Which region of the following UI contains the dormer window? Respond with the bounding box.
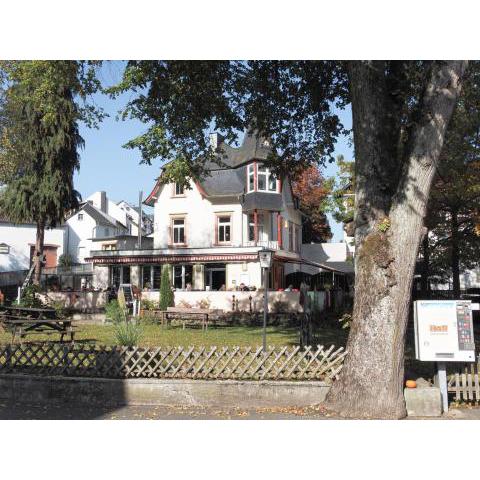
[246,162,278,193]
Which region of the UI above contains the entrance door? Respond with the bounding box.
[205,263,226,291]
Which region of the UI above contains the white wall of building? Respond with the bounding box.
[153,181,244,249]
[65,212,98,263]
[0,223,65,272]
[153,179,302,253]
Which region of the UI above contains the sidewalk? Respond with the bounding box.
[1,401,478,420]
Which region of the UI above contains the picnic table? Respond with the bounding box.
[0,306,75,344]
[162,307,223,330]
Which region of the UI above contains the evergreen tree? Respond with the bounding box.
[0,61,103,284]
[159,264,174,310]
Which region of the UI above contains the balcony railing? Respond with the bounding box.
[42,264,94,275]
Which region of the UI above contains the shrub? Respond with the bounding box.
[15,284,43,308]
[139,312,159,325]
[114,321,143,346]
[105,299,126,324]
[141,299,158,311]
[58,253,74,268]
[159,264,174,311]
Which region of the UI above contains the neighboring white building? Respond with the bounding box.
[65,191,153,264]
[0,220,66,289]
[301,242,354,275]
[117,200,153,237]
[89,132,345,291]
[65,197,128,263]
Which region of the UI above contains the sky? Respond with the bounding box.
[75,62,354,241]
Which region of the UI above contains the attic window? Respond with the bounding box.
[0,243,10,254]
[174,183,185,196]
[78,214,84,221]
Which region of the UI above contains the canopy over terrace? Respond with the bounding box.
[86,246,347,292]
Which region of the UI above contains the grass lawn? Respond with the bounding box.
[0,322,349,349]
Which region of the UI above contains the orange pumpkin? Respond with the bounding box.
[405,380,417,389]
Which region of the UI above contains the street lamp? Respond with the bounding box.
[258,248,274,352]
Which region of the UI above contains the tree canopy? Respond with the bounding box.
[109,61,349,184]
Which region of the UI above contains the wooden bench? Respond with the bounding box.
[161,307,223,330]
[1,318,76,344]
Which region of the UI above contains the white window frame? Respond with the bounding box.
[247,164,255,192]
[77,213,84,221]
[217,215,232,244]
[172,217,186,245]
[248,162,278,193]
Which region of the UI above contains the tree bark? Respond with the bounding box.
[33,221,45,286]
[325,61,467,419]
[450,209,461,298]
[420,229,430,299]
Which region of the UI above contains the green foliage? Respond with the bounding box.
[377,217,391,233]
[109,61,349,179]
[159,264,174,311]
[49,300,72,319]
[139,312,159,325]
[15,284,43,308]
[322,155,355,227]
[422,63,480,286]
[105,299,127,324]
[0,61,104,282]
[58,253,74,268]
[113,321,143,347]
[141,299,159,311]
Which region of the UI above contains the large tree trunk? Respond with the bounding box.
[325,61,467,419]
[450,209,461,298]
[420,229,430,299]
[33,221,45,286]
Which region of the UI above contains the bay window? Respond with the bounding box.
[246,162,278,192]
[248,164,255,192]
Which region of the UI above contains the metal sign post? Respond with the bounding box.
[436,362,448,413]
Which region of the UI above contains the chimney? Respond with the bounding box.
[99,191,107,213]
[209,132,224,151]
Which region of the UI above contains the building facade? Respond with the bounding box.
[89,132,338,291]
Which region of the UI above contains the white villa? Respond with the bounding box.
[88,132,346,292]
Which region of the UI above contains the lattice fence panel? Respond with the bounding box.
[0,343,347,381]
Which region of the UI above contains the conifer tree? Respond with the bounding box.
[0,61,103,284]
[159,264,174,310]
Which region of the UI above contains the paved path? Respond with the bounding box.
[0,401,336,420]
[0,401,477,420]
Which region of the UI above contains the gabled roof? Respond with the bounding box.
[72,202,127,231]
